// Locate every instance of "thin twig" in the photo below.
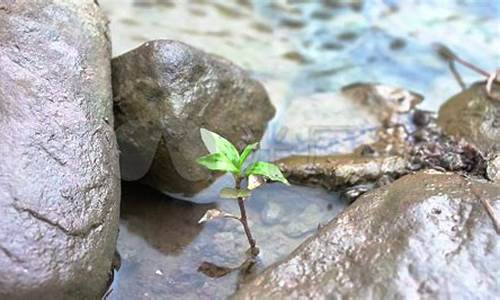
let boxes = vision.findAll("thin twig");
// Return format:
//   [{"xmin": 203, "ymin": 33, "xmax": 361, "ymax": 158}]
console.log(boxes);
[
  {"xmin": 479, "ymin": 196, "xmax": 500, "ymax": 234},
  {"xmin": 436, "ymin": 44, "xmax": 490, "ymax": 77},
  {"xmin": 462, "ymin": 176, "xmax": 500, "ymax": 234},
  {"xmin": 453, "ymin": 55, "xmax": 490, "ymax": 78},
  {"xmin": 436, "ymin": 43, "xmax": 499, "ymax": 100},
  {"xmin": 449, "ymin": 61, "xmax": 466, "ymax": 90},
  {"xmin": 486, "ymin": 70, "xmax": 500, "ymax": 101}
]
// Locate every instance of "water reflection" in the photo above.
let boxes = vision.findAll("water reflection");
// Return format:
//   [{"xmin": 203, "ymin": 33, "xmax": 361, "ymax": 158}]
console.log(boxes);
[{"xmin": 120, "ymin": 183, "xmax": 215, "ymax": 256}]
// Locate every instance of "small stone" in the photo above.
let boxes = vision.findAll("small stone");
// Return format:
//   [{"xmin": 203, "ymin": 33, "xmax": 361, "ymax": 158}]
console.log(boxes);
[
  {"xmin": 155, "ymin": 270, "xmax": 163, "ymax": 276},
  {"xmin": 486, "ymin": 153, "xmax": 500, "ymax": 183},
  {"xmin": 389, "ymin": 38, "xmax": 406, "ymax": 50},
  {"xmin": 441, "ymin": 152, "xmax": 464, "ymax": 171},
  {"xmin": 344, "ymin": 184, "xmax": 372, "ymax": 202},
  {"xmin": 412, "ymin": 110, "xmax": 432, "ymax": 127},
  {"xmin": 431, "ymin": 208, "xmax": 442, "ymax": 215}
]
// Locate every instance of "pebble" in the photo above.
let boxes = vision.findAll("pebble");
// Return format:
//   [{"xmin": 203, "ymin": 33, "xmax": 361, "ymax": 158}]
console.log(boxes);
[{"xmin": 486, "ymin": 153, "xmax": 500, "ymax": 183}]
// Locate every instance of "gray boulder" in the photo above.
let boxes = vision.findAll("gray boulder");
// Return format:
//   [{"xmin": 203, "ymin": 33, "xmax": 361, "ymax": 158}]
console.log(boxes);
[
  {"xmin": 112, "ymin": 40, "xmax": 275, "ymax": 197},
  {"xmin": 0, "ymin": 1, "xmax": 119, "ymax": 299},
  {"xmin": 438, "ymin": 81, "xmax": 500, "ymax": 154},
  {"xmin": 233, "ymin": 171, "xmax": 500, "ymax": 299}
]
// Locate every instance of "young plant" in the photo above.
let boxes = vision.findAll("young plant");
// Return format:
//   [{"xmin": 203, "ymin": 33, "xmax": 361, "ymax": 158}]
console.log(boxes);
[{"xmin": 196, "ymin": 128, "xmax": 289, "ymax": 256}]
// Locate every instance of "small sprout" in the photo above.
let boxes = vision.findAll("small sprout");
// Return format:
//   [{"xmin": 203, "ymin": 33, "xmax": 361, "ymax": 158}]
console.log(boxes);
[{"xmin": 197, "ymin": 128, "xmax": 289, "ymax": 257}]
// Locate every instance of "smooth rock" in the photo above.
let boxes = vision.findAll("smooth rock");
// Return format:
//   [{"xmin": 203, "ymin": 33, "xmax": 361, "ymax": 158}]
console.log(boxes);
[
  {"xmin": 0, "ymin": 1, "xmax": 119, "ymax": 298},
  {"xmin": 112, "ymin": 40, "xmax": 275, "ymax": 197},
  {"xmin": 438, "ymin": 81, "xmax": 500, "ymax": 153},
  {"xmin": 233, "ymin": 171, "xmax": 500, "ymax": 299}
]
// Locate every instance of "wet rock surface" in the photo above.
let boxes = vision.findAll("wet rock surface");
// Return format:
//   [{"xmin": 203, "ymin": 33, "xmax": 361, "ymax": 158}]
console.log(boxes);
[
  {"xmin": 438, "ymin": 81, "xmax": 500, "ymax": 154},
  {"xmin": 277, "ymin": 83, "xmax": 488, "ymax": 201},
  {"xmin": 0, "ymin": 1, "xmax": 119, "ymax": 299},
  {"xmin": 112, "ymin": 40, "xmax": 275, "ymax": 197},
  {"xmin": 233, "ymin": 171, "xmax": 500, "ymax": 299},
  {"xmin": 277, "ymin": 154, "xmax": 408, "ymax": 192}
]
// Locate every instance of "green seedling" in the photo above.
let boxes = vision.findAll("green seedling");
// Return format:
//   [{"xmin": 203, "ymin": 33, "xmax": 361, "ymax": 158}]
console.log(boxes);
[{"xmin": 197, "ymin": 128, "xmax": 289, "ymax": 256}]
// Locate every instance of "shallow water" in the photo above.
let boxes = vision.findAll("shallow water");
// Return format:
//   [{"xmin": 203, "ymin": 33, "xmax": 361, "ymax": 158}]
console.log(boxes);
[
  {"xmin": 100, "ymin": 0, "xmax": 499, "ymax": 298},
  {"xmin": 108, "ymin": 182, "xmax": 343, "ymax": 299}
]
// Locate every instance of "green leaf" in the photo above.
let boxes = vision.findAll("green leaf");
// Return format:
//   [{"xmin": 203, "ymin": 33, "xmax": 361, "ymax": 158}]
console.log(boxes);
[
  {"xmin": 197, "ymin": 153, "xmax": 239, "ymax": 173},
  {"xmin": 245, "ymin": 161, "xmax": 290, "ymax": 185},
  {"xmin": 200, "ymin": 128, "xmax": 240, "ymax": 166},
  {"xmin": 238, "ymin": 142, "xmax": 259, "ymax": 168},
  {"xmin": 219, "ymin": 187, "xmax": 252, "ymax": 199}
]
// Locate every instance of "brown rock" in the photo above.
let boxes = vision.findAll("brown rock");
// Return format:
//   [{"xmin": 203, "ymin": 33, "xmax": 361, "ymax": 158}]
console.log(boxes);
[
  {"xmin": 112, "ymin": 40, "xmax": 275, "ymax": 197},
  {"xmin": 438, "ymin": 81, "xmax": 500, "ymax": 153},
  {"xmin": 233, "ymin": 171, "xmax": 500, "ymax": 299}
]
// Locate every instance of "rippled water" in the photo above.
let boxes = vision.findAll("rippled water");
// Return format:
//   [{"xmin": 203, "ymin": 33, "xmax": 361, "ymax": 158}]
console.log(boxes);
[{"xmin": 100, "ymin": 0, "xmax": 499, "ymax": 298}]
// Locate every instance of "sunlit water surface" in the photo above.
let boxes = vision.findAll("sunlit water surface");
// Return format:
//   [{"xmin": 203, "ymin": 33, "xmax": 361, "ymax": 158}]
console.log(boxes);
[{"xmin": 100, "ymin": 0, "xmax": 499, "ymax": 298}]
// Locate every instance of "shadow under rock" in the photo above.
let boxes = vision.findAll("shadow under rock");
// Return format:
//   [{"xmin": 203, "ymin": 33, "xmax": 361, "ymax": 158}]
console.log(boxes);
[{"xmin": 120, "ymin": 181, "xmax": 216, "ymax": 256}]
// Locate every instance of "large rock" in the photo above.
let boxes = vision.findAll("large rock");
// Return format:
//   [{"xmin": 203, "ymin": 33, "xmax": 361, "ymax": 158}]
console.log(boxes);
[
  {"xmin": 0, "ymin": 1, "xmax": 119, "ymax": 298},
  {"xmin": 112, "ymin": 40, "xmax": 275, "ymax": 197},
  {"xmin": 438, "ymin": 81, "xmax": 500, "ymax": 154},
  {"xmin": 233, "ymin": 171, "xmax": 500, "ymax": 299}
]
